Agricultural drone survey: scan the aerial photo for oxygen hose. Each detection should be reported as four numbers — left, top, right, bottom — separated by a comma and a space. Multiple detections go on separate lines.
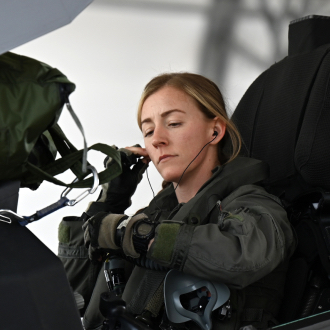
114, 250, 169, 272
126, 254, 169, 271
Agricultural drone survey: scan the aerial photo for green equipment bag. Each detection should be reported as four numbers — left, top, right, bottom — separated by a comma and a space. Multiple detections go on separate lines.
58, 215, 102, 316
0, 52, 121, 189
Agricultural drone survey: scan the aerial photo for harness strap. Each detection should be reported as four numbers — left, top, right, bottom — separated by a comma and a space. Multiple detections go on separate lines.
145, 279, 165, 317
127, 270, 167, 315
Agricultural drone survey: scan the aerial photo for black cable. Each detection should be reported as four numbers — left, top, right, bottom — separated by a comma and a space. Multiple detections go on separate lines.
146, 167, 155, 199
173, 134, 217, 192
123, 136, 218, 271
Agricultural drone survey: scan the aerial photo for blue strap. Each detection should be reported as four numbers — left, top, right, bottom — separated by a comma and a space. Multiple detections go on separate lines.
19, 197, 69, 226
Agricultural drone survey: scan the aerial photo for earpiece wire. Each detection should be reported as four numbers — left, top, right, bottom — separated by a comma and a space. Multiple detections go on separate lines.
172, 134, 217, 192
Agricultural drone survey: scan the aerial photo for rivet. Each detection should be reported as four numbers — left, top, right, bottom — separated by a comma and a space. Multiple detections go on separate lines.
191, 217, 198, 224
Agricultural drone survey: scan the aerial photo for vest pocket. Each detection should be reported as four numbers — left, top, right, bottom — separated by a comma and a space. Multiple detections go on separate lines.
58, 216, 102, 315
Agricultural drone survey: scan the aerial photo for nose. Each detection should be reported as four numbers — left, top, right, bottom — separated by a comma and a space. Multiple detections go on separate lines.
151, 126, 168, 148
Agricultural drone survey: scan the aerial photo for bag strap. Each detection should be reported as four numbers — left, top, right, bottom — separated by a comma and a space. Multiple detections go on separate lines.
24, 142, 121, 188
48, 124, 85, 179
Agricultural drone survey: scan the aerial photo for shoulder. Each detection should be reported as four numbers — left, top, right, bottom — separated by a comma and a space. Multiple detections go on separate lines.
222, 184, 285, 216
220, 184, 296, 257
223, 184, 282, 205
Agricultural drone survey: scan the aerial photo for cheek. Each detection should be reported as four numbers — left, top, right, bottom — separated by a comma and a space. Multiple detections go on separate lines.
174, 128, 193, 147
144, 142, 157, 163
179, 130, 201, 150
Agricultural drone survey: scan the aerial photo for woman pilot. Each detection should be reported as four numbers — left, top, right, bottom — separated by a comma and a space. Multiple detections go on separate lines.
82, 72, 296, 330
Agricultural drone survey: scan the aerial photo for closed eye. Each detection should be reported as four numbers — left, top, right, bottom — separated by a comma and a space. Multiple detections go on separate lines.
144, 130, 153, 137
169, 122, 181, 128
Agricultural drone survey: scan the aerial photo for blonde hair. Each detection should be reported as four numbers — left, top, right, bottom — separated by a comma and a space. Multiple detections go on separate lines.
137, 72, 241, 164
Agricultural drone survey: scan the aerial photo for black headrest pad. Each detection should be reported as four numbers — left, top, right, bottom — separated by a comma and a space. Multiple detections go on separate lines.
232, 44, 330, 199
289, 15, 330, 56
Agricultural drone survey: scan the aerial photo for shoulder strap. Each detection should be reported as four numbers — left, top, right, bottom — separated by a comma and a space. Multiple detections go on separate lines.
24, 144, 121, 188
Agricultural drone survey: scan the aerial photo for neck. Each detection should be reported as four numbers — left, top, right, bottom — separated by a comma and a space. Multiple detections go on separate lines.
175, 184, 201, 204
174, 162, 218, 203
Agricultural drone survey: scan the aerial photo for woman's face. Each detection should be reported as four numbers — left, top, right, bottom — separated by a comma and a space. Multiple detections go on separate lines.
141, 86, 222, 184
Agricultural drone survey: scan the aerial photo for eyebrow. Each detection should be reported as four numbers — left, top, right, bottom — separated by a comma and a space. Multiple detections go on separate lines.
141, 109, 185, 126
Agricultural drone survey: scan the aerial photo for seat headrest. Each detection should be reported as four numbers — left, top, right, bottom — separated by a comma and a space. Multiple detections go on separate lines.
232, 15, 330, 201
289, 15, 330, 56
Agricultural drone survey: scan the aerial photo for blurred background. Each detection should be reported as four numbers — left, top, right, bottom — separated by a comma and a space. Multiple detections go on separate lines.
13, 0, 330, 254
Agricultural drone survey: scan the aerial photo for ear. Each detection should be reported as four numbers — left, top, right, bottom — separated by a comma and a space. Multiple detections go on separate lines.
210, 117, 226, 144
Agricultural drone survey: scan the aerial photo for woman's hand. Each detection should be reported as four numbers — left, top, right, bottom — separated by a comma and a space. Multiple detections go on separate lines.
125, 145, 151, 165
85, 145, 150, 215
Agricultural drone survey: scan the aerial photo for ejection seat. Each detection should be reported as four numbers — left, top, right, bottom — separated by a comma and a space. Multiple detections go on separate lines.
232, 15, 330, 328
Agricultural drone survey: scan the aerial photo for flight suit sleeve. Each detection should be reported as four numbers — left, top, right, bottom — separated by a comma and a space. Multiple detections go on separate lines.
147, 185, 296, 289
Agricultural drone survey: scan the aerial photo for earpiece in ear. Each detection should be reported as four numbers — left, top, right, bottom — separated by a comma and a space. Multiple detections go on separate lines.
213, 131, 218, 137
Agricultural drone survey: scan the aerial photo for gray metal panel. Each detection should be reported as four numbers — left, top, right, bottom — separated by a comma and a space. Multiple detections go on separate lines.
0, 0, 93, 55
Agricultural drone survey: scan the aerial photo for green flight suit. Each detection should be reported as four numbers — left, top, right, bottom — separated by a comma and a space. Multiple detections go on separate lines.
78, 157, 296, 329
123, 157, 295, 329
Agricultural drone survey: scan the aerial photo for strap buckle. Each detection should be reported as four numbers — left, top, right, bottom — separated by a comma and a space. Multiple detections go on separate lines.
61, 165, 99, 206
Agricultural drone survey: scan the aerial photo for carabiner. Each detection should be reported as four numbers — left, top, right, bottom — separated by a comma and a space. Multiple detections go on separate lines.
61, 165, 99, 206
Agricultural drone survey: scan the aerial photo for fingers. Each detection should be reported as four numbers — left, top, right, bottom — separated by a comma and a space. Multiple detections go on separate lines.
125, 146, 150, 164
125, 145, 148, 157
131, 159, 149, 176
141, 156, 151, 164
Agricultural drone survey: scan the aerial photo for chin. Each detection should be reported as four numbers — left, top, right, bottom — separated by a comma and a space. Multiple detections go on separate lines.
158, 168, 182, 184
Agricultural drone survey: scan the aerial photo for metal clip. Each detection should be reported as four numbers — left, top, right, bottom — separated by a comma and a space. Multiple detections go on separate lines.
0, 209, 27, 225
61, 165, 99, 206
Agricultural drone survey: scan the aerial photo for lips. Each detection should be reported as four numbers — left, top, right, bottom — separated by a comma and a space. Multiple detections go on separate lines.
158, 154, 174, 163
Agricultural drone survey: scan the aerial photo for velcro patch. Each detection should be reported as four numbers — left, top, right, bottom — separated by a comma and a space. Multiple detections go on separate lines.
58, 222, 70, 244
